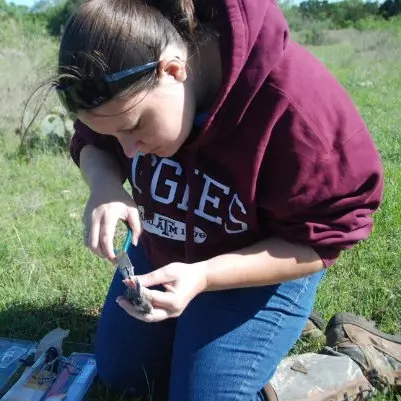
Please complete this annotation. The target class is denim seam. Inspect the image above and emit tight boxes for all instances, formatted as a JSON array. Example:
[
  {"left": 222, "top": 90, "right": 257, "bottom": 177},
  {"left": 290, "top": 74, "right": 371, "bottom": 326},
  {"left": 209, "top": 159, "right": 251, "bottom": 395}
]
[
  {"left": 288, "top": 275, "right": 311, "bottom": 313},
  {"left": 235, "top": 276, "right": 312, "bottom": 401},
  {"left": 234, "top": 314, "right": 282, "bottom": 401}
]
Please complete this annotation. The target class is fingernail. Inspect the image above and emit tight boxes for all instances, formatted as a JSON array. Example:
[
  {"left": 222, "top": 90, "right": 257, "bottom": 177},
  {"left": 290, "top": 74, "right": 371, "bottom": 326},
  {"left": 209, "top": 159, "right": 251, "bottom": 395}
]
[
  {"left": 133, "top": 236, "right": 138, "bottom": 246},
  {"left": 116, "top": 298, "right": 121, "bottom": 306}
]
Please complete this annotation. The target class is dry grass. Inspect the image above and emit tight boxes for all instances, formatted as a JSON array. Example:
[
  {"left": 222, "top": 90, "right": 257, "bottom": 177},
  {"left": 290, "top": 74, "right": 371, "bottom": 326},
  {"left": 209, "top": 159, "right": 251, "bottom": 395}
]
[{"left": 0, "top": 20, "right": 400, "bottom": 401}]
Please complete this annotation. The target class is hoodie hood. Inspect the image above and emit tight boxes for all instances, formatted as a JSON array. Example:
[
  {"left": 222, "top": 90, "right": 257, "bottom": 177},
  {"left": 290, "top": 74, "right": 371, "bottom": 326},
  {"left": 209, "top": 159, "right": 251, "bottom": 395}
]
[
  {"left": 198, "top": 0, "right": 289, "bottom": 141},
  {"left": 181, "top": 0, "right": 290, "bottom": 261}
]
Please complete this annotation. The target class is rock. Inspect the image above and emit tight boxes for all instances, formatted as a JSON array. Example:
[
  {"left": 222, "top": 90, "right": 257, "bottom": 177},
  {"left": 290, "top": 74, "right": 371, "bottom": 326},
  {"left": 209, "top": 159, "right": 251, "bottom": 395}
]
[{"left": 40, "top": 114, "right": 65, "bottom": 138}]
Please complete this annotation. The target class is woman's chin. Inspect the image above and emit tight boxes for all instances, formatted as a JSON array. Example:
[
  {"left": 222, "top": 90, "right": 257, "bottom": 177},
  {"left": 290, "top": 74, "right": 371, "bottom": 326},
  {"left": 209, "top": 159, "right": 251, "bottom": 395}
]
[{"left": 153, "top": 148, "right": 171, "bottom": 158}]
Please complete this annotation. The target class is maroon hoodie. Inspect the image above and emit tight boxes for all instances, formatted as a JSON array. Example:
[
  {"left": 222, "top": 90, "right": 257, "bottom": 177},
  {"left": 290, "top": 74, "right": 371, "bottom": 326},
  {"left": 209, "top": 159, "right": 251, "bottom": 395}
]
[{"left": 70, "top": 0, "right": 383, "bottom": 268}]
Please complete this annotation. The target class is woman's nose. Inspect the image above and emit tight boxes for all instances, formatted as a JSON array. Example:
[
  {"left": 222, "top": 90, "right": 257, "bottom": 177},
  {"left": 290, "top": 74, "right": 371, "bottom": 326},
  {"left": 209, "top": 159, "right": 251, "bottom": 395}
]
[{"left": 118, "top": 137, "right": 143, "bottom": 158}]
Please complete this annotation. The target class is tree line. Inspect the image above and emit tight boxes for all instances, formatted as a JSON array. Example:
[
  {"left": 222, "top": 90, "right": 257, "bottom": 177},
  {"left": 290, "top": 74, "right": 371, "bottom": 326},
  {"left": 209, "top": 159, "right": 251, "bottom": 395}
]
[
  {"left": 1, "top": 0, "right": 400, "bottom": 37},
  {"left": 296, "top": 0, "right": 401, "bottom": 27}
]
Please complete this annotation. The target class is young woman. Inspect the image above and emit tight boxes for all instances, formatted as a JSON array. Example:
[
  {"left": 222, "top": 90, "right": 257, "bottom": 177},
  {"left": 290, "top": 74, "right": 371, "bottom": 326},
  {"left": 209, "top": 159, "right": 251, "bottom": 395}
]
[{"left": 56, "top": 0, "right": 383, "bottom": 399}]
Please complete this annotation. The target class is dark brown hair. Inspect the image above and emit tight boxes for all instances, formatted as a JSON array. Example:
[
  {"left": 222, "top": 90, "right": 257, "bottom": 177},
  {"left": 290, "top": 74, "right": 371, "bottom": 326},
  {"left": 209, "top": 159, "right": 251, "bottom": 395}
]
[{"left": 58, "top": 0, "right": 211, "bottom": 98}]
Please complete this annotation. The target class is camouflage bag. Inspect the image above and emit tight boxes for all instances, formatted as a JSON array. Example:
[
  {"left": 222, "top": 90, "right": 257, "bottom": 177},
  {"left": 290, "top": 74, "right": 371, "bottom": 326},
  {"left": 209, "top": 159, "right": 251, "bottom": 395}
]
[
  {"left": 326, "top": 312, "right": 401, "bottom": 394},
  {"left": 263, "top": 347, "right": 375, "bottom": 401}
]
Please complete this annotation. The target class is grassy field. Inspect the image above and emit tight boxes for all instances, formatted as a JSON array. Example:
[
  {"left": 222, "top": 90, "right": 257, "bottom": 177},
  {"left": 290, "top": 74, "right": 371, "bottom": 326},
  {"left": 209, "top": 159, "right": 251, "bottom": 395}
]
[{"left": 0, "top": 20, "right": 400, "bottom": 401}]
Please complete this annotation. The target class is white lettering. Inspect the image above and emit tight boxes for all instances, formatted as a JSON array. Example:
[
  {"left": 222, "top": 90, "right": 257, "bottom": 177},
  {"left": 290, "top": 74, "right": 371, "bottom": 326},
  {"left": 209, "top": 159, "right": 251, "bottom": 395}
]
[
  {"left": 225, "top": 193, "right": 248, "bottom": 233},
  {"left": 150, "top": 154, "right": 158, "bottom": 167},
  {"left": 177, "top": 184, "right": 189, "bottom": 211},
  {"left": 195, "top": 174, "right": 230, "bottom": 224},
  {"left": 138, "top": 206, "right": 207, "bottom": 243},
  {"left": 151, "top": 159, "right": 182, "bottom": 204},
  {"left": 133, "top": 160, "right": 250, "bottom": 239}
]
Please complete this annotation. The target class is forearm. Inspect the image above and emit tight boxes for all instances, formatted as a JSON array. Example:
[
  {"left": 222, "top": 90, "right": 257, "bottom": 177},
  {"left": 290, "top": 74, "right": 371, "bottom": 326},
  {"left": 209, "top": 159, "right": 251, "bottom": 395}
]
[
  {"left": 204, "top": 237, "right": 324, "bottom": 291},
  {"left": 80, "top": 145, "right": 125, "bottom": 189}
]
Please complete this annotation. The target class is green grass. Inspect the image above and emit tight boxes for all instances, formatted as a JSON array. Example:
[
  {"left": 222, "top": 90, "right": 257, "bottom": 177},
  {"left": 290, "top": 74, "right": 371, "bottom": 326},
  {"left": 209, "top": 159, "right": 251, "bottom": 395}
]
[
  {"left": 306, "top": 30, "right": 401, "bottom": 335},
  {"left": 0, "top": 23, "right": 401, "bottom": 400}
]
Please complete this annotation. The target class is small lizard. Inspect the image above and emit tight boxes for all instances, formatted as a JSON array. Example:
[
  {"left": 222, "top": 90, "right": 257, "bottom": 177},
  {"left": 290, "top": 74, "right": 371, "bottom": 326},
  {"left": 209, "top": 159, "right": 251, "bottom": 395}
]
[{"left": 115, "top": 252, "right": 153, "bottom": 315}]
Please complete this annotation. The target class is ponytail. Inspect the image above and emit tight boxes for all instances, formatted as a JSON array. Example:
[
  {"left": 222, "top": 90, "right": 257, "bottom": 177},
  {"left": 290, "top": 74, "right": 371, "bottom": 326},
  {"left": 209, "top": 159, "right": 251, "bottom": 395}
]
[{"left": 148, "top": 0, "right": 196, "bottom": 42}]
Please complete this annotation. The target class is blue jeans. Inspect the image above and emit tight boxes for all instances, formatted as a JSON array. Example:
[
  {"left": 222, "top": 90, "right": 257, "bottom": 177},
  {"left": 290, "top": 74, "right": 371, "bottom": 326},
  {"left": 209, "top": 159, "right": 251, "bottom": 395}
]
[{"left": 95, "top": 244, "right": 325, "bottom": 401}]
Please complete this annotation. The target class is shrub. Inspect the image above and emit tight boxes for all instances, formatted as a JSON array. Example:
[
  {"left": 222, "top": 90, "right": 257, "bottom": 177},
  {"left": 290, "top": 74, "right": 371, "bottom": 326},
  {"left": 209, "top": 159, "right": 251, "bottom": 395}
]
[{"left": 298, "top": 22, "right": 330, "bottom": 45}]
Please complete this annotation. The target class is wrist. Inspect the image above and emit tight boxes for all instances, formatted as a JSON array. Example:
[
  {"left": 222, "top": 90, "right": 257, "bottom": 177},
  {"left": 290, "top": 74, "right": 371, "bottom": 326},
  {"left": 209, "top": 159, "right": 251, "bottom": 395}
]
[
  {"left": 192, "top": 261, "right": 210, "bottom": 294},
  {"left": 201, "top": 255, "right": 233, "bottom": 292}
]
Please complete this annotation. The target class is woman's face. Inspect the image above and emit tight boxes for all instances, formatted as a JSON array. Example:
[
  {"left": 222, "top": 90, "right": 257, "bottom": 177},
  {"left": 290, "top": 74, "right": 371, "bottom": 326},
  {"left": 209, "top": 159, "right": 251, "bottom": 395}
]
[{"left": 78, "top": 59, "right": 197, "bottom": 158}]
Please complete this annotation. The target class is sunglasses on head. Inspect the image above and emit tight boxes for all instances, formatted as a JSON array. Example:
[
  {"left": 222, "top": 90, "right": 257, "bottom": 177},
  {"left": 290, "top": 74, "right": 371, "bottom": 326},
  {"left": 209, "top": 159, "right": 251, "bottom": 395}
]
[{"left": 55, "top": 61, "right": 160, "bottom": 113}]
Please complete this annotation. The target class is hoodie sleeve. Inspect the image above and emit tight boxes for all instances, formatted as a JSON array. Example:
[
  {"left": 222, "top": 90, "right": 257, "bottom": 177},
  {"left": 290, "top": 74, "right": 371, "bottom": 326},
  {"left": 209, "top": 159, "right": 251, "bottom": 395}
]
[
  {"left": 69, "top": 119, "right": 131, "bottom": 181},
  {"left": 257, "top": 109, "right": 383, "bottom": 267}
]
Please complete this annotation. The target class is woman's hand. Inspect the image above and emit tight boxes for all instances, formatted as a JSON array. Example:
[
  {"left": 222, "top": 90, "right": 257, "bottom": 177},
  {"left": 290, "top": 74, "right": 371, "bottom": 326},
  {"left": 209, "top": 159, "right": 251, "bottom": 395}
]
[
  {"left": 79, "top": 145, "right": 142, "bottom": 261},
  {"left": 83, "top": 183, "right": 142, "bottom": 261},
  {"left": 116, "top": 261, "right": 208, "bottom": 322}
]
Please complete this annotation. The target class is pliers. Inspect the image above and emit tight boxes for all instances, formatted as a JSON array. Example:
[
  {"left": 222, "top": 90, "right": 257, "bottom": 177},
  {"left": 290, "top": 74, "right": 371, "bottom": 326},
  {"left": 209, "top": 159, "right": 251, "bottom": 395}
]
[{"left": 115, "top": 225, "right": 153, "bottom": 314}]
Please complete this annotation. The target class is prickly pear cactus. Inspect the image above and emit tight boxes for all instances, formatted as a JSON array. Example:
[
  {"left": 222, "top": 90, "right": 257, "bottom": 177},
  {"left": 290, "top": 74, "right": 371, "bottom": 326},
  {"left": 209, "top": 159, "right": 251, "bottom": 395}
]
[
  {"left": 40, "top": 106, "right": 74, "bottom": 143},
  {"left": 21, "top": 106, "right": 75, "bottom": 154}
]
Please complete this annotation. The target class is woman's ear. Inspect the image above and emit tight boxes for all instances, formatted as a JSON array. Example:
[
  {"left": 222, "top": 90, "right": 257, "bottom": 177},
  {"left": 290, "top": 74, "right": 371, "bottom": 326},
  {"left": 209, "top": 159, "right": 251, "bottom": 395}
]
[{"left": 158, "top": 58, "right": 187, "bottom": 83}]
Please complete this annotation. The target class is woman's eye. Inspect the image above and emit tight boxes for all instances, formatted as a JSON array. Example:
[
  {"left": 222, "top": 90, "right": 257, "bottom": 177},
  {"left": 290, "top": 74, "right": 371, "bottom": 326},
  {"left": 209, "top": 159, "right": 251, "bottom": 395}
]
[
  {"left": 132, "top": 120, "right": 141, "bottom": 131},
  {"left": 116, "top": 120, "right": 141, "bottom": 136},
  {"left": 121, "top": 128, "right": 136, "bottom": 135}
]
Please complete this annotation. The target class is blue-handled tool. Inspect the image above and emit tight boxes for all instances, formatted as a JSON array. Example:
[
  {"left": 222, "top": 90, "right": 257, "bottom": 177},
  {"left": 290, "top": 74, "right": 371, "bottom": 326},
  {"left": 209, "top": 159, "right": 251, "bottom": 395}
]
[
  {"left": 115, "top": 224, "right": 153, "bottom": 315},
  {"left": 122, "top": 225, "right": 133, "bottom": 253},
  {"left": 115, "top": 225, "right": 135, "bottom": 280}
]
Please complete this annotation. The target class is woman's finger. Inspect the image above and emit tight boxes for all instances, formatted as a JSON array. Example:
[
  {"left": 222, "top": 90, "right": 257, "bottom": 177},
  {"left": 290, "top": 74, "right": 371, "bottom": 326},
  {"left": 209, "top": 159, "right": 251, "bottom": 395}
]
[
  {"left": 85, "top": 217, "right": 104, "bottom": 258},
  {"left": 126, "top": 206, "right": 142, "bottom": 246},
  {"left": 99, "top": 214, "right": 118, "bottom": 261},
  {"left": 140, "top": 287, "right": 177, "bottom": 310},
  {"left": 136, "top": 267, "right": 174, "bottom": 288}
]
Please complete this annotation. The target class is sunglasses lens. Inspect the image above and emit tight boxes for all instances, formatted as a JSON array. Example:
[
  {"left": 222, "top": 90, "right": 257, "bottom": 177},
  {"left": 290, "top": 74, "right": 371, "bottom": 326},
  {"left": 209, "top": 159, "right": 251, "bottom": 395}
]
[
  {"left": 56, "top": 80, "right": 112, "bottom": 113},
  {"left": 55, "top": 61, "right": 157, "bottom": 111},
  {"left": 77, "top": 79, "right": 112, "bottom": 108}
]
